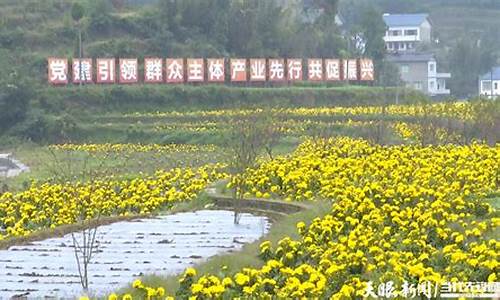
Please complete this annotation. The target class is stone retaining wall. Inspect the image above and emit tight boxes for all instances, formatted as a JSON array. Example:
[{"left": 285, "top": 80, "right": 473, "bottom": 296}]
[{"left": 208, "top": 193, "right": 310, "bottom": 215}]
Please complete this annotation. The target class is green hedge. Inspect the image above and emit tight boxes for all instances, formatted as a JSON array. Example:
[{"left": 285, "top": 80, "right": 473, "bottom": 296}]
[{"left": 38, "top": 85, "right": 426, "bottom": 114}]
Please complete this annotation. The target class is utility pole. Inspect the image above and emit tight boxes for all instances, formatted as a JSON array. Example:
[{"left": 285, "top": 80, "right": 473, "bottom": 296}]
[
  {"left": 71, "top": 3, "right": 84, "bottom": 86},
  {"left": 79, "top": 23, "right": 83, "bottom": 87}
]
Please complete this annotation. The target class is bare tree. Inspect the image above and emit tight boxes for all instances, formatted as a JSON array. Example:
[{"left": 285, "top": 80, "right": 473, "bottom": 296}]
[
  {"left": 72, "top": 215, "right": 100, "bottom": 294},
  {"left": 70, "top": 156, "right": 106, "bottom": 296},
  {"left": 224, "top": 108, "right": 279, "bottom": 224},
  {"left": 42, "top": 148, "right": 108, "bottom": 295}
]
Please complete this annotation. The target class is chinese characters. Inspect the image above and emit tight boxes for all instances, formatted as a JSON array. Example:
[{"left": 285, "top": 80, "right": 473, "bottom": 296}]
[{"left": 48, "top": 58, "right": 375, "bottom": 85}]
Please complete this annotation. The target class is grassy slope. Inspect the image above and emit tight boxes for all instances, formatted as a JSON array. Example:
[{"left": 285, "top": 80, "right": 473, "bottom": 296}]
[{"left": 0, "top": 143, "right": 227, "bottom": 192}]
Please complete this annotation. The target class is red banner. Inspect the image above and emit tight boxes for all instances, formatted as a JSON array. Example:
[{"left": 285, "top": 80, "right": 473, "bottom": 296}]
[
  {"left": 250, "top": 59, "right": 266, "bottom": 82},
  {"left": 287, "top": 59, "right": 303, "bottom": 81},
  {"left": 187, "top": 59, "right": 204, "bottom": 82},
  {"left": 308, "top": 59, "right": 323, "bottom": 81},
  {"left": 96, "top": 58, "right": 116, "bottom": 84},
  {"left": 325, "top": 59, "right": 341, "bottom": 81},
  {"left": 72, "top": 59, "right": 93, "bottom": 84},
  {"left": 230, "top": 59, "right": 247, "bottom": 82},
  {"left": 48, "top": 58, "right": 69, "bottom": 85},
  {"left": 207, "top": 59, "right": 225, "bottom": 82},
  {"left": 269, "top": 59, "right": 285, "bottom": 82},
  {"left": 48, "top": 57, "right": 375, "bottom": 85},
  {"left": 359, "top": 59, "right": 375, "bottom": 81},
  {"left": 346, "top": 59, "right": 359, "bottom": 81},
  {"left": 119, "top": 59, "right": 138, "bottom": 84},
  {"left": 144, "top": 58, "right": 163, "bottom": 83},
  {"left": 166, "top": 59, "right": 185, "bottom": 83}
]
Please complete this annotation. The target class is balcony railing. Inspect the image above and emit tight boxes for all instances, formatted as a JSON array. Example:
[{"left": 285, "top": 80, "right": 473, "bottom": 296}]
[
  {"left": 384, "top": 35, "right": 420, "bottom": 42},
  {"left": 436, "top": 73, "right": 451, "bottom": 79}
]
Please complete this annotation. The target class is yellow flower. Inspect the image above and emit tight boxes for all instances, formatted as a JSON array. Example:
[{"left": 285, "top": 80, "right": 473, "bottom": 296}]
[
  {"left": 234, "top": 273, "right": 250, "bottom": 286},
  {"left": 185, "top": 267, "right": 197, "bottom": 277},
  {"left": 191, "top": 283, "right": 203, "bottom": 294},
  {"left": 108, "top": 293, "right": 118, "bottom": 300},
  {"left": 132, "top": 279, "right": 143, "bottom": 289},
  {"left": 222, "top": 277, "right": 234, "bottom": 287},
  {"left": 455, "top": 234, "right": 464, "bottom": 243},
  {"left": 156, "top": 287, "right": 165, "bottom": 297}
]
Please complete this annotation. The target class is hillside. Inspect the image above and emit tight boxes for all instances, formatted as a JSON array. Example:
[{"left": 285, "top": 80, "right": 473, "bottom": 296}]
[
  {"left": 2, "top": 0, "right": 499, "bottom": 89},
  {"left": 0, "top": 0, "right": 345, "bottom": 84},
  {"left": 341, "top": 0, "right": 500, "bottom": 96},
  {"left": 0, "top": 0, "right": 384, "bottom": 144},
  {"left": 0, "top": 0, "right": 498, "bottom": 143}
]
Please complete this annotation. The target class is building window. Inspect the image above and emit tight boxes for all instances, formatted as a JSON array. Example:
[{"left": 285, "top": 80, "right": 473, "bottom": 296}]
[
  {"left": 482, "top": 81, "right": 492, "bottom": 91},
  {"left": 405, "top": 29, "right": 418, "bottom": 36},
  {"left": 495, "top": 82, "right": 498, "bottom": 90},
  {"left": 429, "top": 63, "right": 435, "bottom": 72},
  {"left": 401, "top": 65, "right": 409, "bottom": 73},
  {"left": 414, "top": 82, "right": 423, "bottom": 90},
  {"left": 430, "top": 81, "right": 435, "bottom": 90}
]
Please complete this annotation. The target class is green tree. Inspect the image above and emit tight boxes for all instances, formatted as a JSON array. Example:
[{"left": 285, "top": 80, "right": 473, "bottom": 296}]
[
  {"left": 86, "top": 0, "right": 112, "bottom": 35},
  {"left": 71, "top": 2, "right": 84, "bottom": 22},
  {"left": 449, "top": 36, "right": 497, "bottom": 97},
  {"left": 0, "top": 72, "right": 33, "bottom": 135},
  {"left": 360, "top": 6, "right": 386, "bottom": 60}
]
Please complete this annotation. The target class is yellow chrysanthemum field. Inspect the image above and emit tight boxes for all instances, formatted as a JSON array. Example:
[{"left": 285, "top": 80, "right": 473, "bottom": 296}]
[
  {"left": 0, "top": 164, "right": 226, "bottom": 239},
  {"left": 1, "top": 101, "right": 498, "bottom": 299},
  {"left": 165, "top": 138, "right": 498, "bottom": 299}
]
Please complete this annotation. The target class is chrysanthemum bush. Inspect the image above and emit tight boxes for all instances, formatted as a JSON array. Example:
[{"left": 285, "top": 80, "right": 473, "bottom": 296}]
[
  {"left": 128, "top": 102, "right": 475, "bottom": 121},
  {"left": 237, "top": 137, "right": 498, "bottom": 201},
  {"left": 0, "top": 164, "right": 227, "bottom": 239},
  {"left": 127, "top": 137, "right": 498, "bottom": 299}
]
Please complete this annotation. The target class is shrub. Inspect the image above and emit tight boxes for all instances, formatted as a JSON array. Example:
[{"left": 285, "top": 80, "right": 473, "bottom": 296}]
[{"left": 39, "top": 85, "right": 425, "bottom": 114}]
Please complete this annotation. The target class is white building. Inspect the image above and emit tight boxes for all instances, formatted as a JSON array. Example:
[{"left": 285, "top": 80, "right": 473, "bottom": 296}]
[
  {"left": 388, "top": 53, "right": 451, "bottom": 96},
  {"left": 479, "top": 67, "right": 500, "bottom": 99},
  {"left": 383, "top": 13, "right": 432, "bottom": 53}
]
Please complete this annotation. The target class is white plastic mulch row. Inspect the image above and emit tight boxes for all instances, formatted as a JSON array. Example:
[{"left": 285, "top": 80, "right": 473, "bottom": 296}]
[{"left": 0, "top": 210, "right": 269, "bottom": 299}]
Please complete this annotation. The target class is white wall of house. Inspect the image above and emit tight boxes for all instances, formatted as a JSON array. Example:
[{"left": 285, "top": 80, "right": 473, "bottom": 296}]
[
  {"left": 385, "top": 26, "right": 421, "bottom": 42},
  {"left": 384, "top": 26, "right": 420, "bottom": 52},
  {"left": 419, "top": 20, "right": 432, "bottom": 43},
  {"left": 390, "top": 58, "right": 450, "bottom": 96},
  {"left": 428, "top": 61, "right": 436, "bottom": 77},
  {"left": 384, "top": 20, "right": 432, "bottom": 51},
  {"left": 431, "top": 76, "right": 450, "bottom": 95},
  {"left": 479, "top": 80, "right": 500, "bottom": 98},
  {"left": 427, "top": 60, "right": 450, "bottom": 95}
]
